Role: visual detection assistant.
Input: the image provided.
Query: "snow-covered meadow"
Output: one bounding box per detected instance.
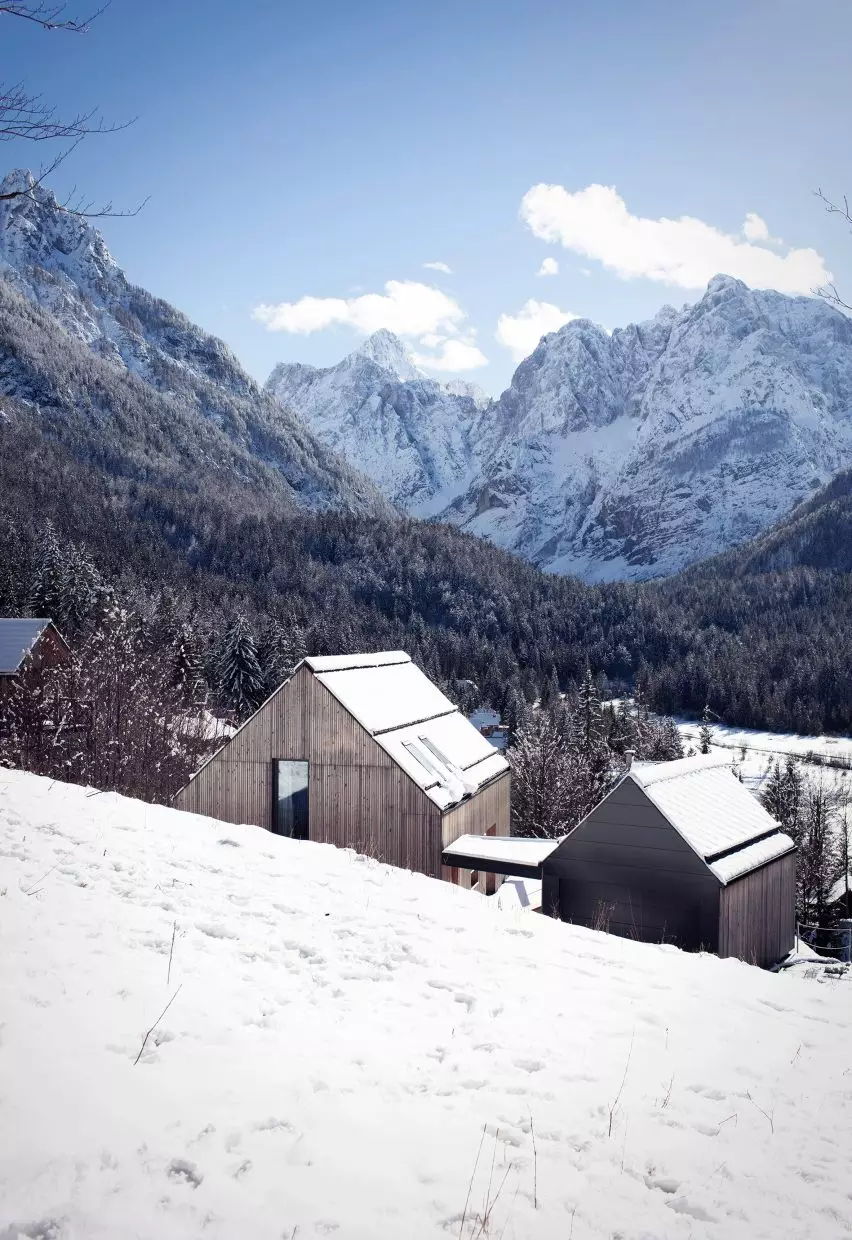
[676,719,852,797]
[2,768,852,1240]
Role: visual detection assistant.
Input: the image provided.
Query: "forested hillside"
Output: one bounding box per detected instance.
[2,393,851,739]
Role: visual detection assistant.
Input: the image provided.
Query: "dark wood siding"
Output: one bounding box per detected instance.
[543,777,720,951]
[718,851,796,967]
[174,664,453,877]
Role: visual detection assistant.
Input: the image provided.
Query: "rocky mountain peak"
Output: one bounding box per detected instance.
[351,329,424,381]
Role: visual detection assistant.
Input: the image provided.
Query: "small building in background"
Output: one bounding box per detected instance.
[175,652,510,885]
[542,755,796,967]
[0,618,71,694]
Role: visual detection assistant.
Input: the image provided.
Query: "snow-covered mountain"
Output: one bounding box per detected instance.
[0,170,387,516]
[270,277,852,580]
[448,276,852,579]
[265,329,491,509]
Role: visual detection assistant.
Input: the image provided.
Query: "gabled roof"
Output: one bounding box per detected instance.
[629,754,795,883]
[0,618,66,675]
[305,652,509,810]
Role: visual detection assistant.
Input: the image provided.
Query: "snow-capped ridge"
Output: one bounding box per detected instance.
[353,328,424,381]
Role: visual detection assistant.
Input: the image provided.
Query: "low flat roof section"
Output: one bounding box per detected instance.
[442,834,561,878]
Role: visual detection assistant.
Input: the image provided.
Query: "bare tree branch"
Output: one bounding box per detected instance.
[813,188,852,311]
[0,144,146,217]
[0,2,107,33]
[0,1,141,216]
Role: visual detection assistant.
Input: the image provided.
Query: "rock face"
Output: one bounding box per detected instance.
[454,276,852,580]
[0,170,387,516]
[265,330,491,510]
[269,276,852,580]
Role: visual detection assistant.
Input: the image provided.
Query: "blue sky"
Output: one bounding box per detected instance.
[4,0,852,392]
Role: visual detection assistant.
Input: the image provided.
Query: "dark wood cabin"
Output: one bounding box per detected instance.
[541,755,796,967]
[174,651,510,885]
[0,618,71,698]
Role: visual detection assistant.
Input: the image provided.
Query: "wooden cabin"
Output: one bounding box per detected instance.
[0,618,71,697]
[542,755,796,967]
[174,652,510,884]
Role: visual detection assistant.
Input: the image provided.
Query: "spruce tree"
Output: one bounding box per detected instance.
[698,704,714,755]
[216,615,265,722]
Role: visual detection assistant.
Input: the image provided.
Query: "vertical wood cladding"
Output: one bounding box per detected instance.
[718,852,796,967]
[175,665,509,881]
[439,773,510,886]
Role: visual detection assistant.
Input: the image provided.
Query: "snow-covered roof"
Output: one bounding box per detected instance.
[443,834,560,868]
[629,755,795,883]
[305,652,510,810]
[303,651,409,674]
[828,872,851,908]
[0,618,55,675]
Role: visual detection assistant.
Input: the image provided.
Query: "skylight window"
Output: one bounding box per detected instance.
[402,741,444,783]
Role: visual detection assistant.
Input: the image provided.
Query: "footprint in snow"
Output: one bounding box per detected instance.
[167,1159,203,1188]
[197,922,240,940]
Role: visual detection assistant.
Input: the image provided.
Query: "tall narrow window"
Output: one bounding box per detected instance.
[274,761,309,839]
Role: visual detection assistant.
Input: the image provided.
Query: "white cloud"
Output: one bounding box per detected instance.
[423,261,453,274]
[253,279,466,338]
[742,212,770,243]
[413,338,488,371]
[520,183,831,293]
[536,256,559,277]
[252,279,487,372]
[495,299,579,363]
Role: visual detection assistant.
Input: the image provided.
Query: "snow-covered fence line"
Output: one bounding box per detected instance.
[796,921,852,962]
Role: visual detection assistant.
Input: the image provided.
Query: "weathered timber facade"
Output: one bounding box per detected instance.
[175,652,510,882]
[718,850,797,966]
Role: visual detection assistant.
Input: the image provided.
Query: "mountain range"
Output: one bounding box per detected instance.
[0,169,850,736]
[4,166,851,587]
[266,279,852,581]
[0,170,387,522]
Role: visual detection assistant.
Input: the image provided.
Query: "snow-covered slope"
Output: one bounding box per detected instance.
[3,768,851,1239]
[446,276,852,579]
[0,170,387,515]
[265,329,490,509]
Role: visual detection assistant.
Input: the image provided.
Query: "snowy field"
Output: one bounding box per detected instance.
[2,769,852,1240]
[676,720,852,797]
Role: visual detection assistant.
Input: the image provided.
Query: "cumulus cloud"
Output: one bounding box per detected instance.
[520,183,831,293]
[423,261,453,274]
[413,338,488,371]
[741,212,770,243]
[536,256,559,277]
[495,299,579,363]
[253,279,487,371]
[253,279,466,338]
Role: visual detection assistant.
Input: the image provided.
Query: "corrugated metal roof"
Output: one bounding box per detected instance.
[0,618,52,675]
[630,756,795,882]
[311,651,510,810]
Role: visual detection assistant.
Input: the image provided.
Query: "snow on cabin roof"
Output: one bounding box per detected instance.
[629,755,795,882]
[307,652,510,810]
[303,651,409,674]
[0,618,53,675]
[443,834,560,868]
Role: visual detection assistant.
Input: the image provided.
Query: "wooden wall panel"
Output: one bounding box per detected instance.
[174,664,457,878]
[718,852,796,967]
[439,773,510,886]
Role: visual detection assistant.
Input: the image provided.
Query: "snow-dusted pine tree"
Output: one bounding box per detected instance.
[216,615,265,722]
